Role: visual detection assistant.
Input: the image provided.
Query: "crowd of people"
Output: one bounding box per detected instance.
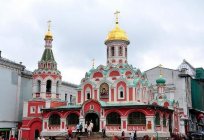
[67,120,94,139]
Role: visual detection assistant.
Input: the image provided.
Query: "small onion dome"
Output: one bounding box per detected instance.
[44,30,53,40]
[156,74,166,84]
[105,23,129,45]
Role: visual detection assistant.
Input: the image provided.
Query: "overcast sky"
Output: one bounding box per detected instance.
[0,0,204,84]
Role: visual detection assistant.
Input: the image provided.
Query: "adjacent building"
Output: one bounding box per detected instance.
[0,52,32,139]
[145,60,197,134]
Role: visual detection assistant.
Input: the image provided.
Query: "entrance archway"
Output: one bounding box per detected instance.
[85,113,100,132]
[34,129,40,139]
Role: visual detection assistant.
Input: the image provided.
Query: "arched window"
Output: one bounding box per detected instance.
[155,112,160,126]
[86,88,91,100]
[87,93,90,100]
[119,46,122,56]
[106,112,121,124]
[137,88,140,100]
[163,114,166,127]
[107,47,109,58]
[67,113,79,125]
[128,112,146,125]
[37,80,41,92]
[46,80,52,92]
[56,81,59,94]
[118,87,124,99]
[49,114,60,125]
[125,47,127,57]
[111,46,115,56]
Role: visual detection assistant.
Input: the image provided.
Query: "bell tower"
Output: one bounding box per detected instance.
[32,21,62,100]
[105,11,130,65]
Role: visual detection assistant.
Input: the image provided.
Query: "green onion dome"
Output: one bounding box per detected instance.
[156,74,166,84]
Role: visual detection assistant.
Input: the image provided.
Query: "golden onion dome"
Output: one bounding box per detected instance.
[44,30,53,40]
[105,23,129,44]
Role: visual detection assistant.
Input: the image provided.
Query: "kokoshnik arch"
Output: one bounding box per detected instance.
[20,11,180,139]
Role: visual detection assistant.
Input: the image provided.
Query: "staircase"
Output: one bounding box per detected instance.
[48,132,112,140]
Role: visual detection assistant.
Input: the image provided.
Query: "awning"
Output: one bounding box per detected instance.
[0,128,11,131]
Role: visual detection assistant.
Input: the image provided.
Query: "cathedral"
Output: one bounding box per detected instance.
[20,12,180,140]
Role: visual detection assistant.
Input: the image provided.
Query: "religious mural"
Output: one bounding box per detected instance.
[100,83,109,98]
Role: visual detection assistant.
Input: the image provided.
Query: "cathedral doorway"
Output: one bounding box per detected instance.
[85,113,100,132]
[34,129,40,139]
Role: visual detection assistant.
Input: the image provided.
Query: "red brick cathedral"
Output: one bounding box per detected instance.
[20,12,180,140]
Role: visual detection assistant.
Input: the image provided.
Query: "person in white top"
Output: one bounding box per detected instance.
[87,124,92,136]
[90,120,94,132]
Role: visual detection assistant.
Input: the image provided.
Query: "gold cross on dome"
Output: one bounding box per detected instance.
[92,58,95,68]
[47,20,51,31]
[114,10,120,24]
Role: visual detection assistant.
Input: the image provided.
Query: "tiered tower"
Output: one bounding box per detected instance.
[32,21,62,99]
[21,22,65,140]
[105,11,130,65]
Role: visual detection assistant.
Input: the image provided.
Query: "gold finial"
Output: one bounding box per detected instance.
[114,10,120,24]
[45,20,53,40]
[159,64,163,76]
[92,59,95,68]
[47,20,51,31]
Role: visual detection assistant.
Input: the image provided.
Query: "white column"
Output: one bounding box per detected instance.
[61,118,66,130]
[126,87,129,102]
[16,75,21,121]
[109,87,111,102]
[160,115,163,132]
[100,117,106,131]
[114,88,117,102]
[146,116,155,132]
[133,88,136,101]
[121,117,127,132]
[43,119,48,131]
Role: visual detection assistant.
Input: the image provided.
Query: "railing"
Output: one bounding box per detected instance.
[163,127,168,132]
[36,92,40,98]
[56,93,59,98]
[106,125,121,131]
[46,92,51,98]
[156,126,161,131]
[67,125,76,130]
[127,125,146,131]
[48,125,60,131]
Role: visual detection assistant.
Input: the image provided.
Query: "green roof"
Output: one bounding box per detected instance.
[41,48,55,61]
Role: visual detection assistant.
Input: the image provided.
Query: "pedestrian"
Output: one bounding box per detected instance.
[121,131,125,140]
[151,135,156,140]
[129,133,133,140]
[76,123,80,133]
[68,127,73,139]
[90,120,94,132]
[102,126,106,138]
[133,130,137,140]
[87,124,92,136]
[84,121,88,133]
[79,122,83,132]
[9,135,16,140]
